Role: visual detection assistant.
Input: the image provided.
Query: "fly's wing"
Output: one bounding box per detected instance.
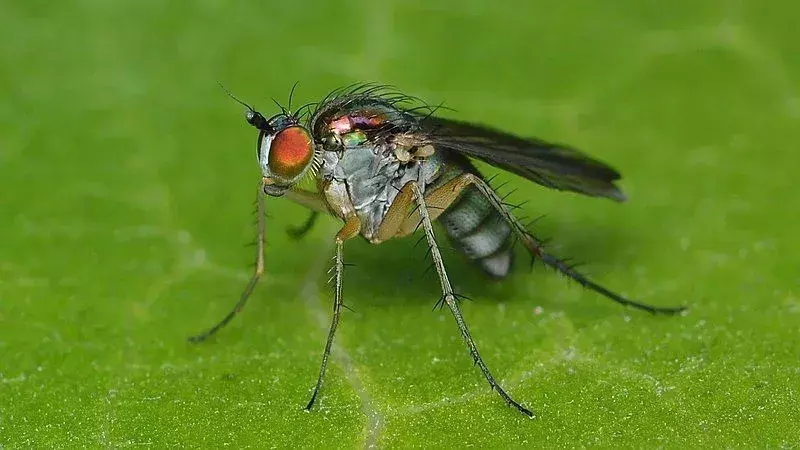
[420,116,627,201]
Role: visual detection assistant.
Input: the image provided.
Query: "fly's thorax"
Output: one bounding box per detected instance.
[312,100,412,140]
[313,99,419,156]
[320,141,447,240]
[318,176,357,222]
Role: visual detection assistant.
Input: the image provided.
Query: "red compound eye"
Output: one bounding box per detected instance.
[268,126,314,180]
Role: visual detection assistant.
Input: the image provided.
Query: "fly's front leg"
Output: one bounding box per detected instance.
[305,214,360,410]
[284,187,330,213]
[409,182,534,417]
[189,182,267,342]
[441,174,686,315]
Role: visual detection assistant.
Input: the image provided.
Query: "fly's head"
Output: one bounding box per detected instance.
[245,109,318,197]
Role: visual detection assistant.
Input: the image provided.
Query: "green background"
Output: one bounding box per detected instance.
[2,1,798,447]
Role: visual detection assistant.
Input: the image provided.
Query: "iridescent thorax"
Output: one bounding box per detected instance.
[314,105,444,242]
[328,110,389,135]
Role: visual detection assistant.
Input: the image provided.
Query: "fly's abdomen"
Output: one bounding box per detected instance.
[438,184,514,278]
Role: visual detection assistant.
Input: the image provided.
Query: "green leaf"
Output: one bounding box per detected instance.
[2,1,798,447]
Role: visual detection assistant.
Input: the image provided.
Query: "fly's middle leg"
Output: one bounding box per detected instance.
[305,214,360,410]
[408,181,534,417]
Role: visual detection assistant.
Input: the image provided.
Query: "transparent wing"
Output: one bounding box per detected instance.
[421,116,626,201]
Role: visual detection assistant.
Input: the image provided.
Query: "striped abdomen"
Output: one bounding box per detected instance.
[438,177,514,278]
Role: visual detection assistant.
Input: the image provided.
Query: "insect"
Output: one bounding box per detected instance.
[189,84,686,417]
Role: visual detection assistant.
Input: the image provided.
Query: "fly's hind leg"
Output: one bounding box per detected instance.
[408,181,534,417]
[437,174,686,315]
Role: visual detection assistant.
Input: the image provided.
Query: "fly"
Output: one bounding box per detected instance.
[189,83,687,417]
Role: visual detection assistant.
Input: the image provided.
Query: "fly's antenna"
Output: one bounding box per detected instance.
[218,81,272,131]
[287,81,300,114]
[217,81,256,112]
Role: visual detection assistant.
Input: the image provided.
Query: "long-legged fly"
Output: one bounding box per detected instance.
[189,84,686,417]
